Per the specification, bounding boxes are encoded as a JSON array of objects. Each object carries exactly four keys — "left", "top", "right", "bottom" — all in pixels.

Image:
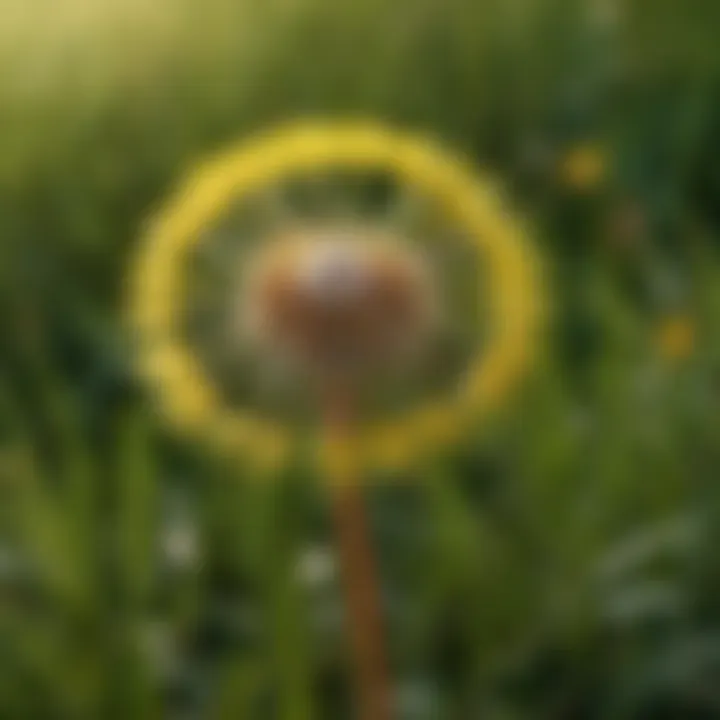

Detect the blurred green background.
[{"left": 2, "top": 0, "right": 720, "bottom": 717}]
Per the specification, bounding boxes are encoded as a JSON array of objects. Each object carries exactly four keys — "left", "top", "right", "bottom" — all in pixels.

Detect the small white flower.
[
  {"left": 162, "top": 521, "right": 199, "bottom": 569},
  {"left": 296, "top": 545, "right": 336, "bottom": 587}
]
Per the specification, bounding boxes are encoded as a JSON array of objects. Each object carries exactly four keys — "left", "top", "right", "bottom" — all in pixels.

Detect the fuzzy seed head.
[{"left": 239, "top": 226, "right": 440, "bottom": 378}]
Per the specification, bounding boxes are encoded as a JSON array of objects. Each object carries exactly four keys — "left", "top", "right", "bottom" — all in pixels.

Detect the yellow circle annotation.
[{"left": 129, "top": 121, "right": 545, "bottom": 477}]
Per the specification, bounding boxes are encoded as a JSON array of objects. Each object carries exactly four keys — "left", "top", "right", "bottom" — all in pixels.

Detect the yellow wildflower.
[
  {"left": 560, "top": 144, "right": 607, "bottom": 190},
  {"left": 656, "top": 315, "right": 695, "bottom": 362}
]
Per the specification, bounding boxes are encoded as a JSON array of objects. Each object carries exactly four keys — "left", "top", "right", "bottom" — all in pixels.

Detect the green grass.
[{"left": 1, "top": 0, "right": 720, "bottom": 717}]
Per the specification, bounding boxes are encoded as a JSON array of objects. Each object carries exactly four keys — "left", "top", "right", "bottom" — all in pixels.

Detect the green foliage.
[{"left": 1, "top": 0, "right": 720, "bottom": 717}]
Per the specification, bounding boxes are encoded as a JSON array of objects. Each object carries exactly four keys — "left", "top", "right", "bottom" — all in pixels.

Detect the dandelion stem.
[{"left": 324, "top": 388, "right": 393, "bottom": 720}]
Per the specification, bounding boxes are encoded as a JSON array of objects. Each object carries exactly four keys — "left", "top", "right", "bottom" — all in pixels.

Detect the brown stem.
[{"left": 324, "top": 388, "right": 393, "bottom": 720}]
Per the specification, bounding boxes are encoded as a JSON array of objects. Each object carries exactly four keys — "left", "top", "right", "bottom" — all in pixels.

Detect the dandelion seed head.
[{"left": 239, "top": 226, "right": 440, "bottom": 379}]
